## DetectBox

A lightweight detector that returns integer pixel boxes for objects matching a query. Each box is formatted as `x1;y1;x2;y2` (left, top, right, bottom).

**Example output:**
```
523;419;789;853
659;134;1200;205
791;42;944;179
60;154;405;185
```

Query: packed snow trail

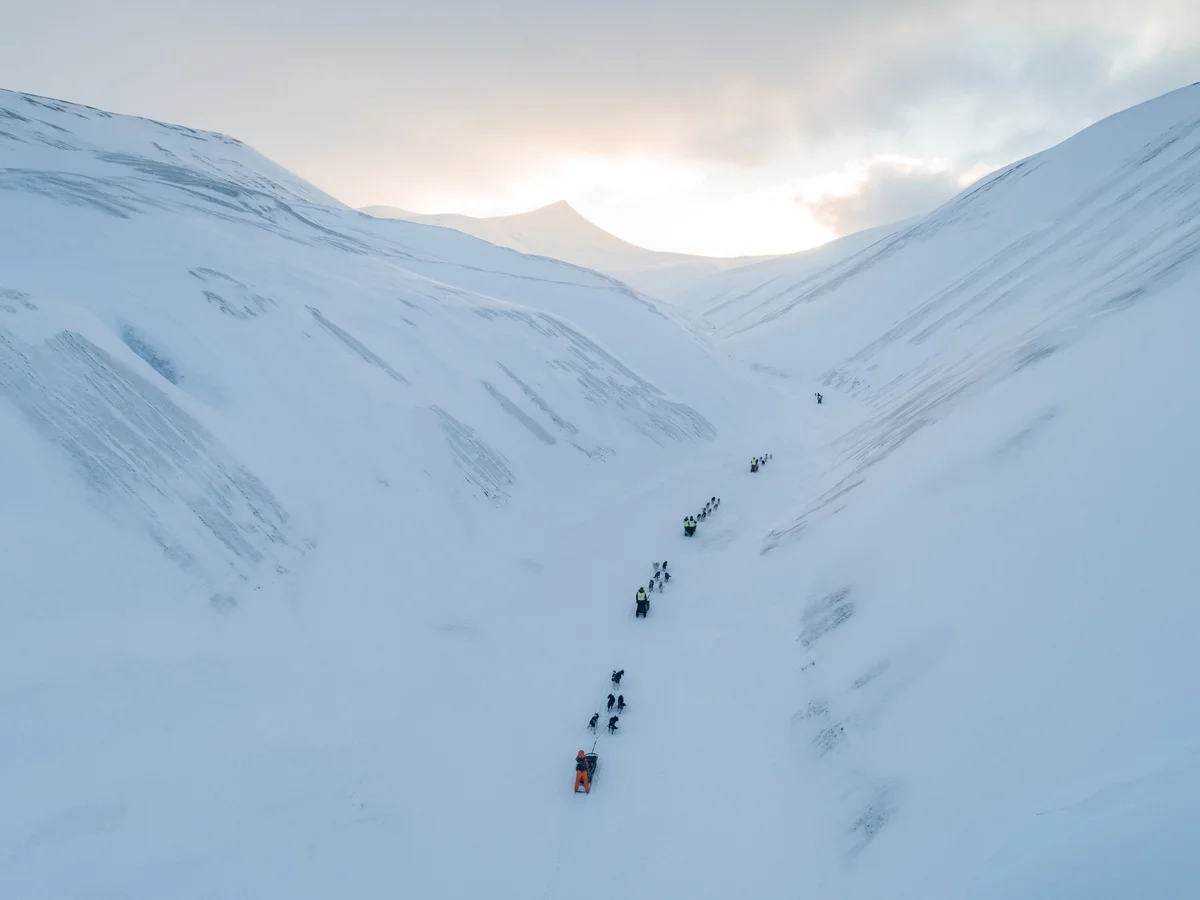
531;417;826;900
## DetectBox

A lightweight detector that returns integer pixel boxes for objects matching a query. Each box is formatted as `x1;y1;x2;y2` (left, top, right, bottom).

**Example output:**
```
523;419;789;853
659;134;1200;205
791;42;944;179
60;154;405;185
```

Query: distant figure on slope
751;457;759;472
574;750;592;793
815;392;823;404
637;586;647;606
636;594;649;618
684;517;696;536
617;695;626;713
608;715;619;734
588;712;600;731
612;669;624;687
607;693;616;712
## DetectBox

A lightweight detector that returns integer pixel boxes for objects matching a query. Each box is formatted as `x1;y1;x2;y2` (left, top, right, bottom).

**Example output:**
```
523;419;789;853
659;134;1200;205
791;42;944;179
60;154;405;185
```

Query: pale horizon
2;0;1198;256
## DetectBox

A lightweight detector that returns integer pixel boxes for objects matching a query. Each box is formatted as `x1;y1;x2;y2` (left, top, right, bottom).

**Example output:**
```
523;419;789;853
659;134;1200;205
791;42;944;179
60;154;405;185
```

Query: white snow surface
362;200;768;300
4;82;1200;900
683;219;909;328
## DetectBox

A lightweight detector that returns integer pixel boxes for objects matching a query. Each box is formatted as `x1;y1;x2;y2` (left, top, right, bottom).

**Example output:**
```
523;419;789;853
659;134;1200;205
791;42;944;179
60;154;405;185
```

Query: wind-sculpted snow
495;362;579;436
480;381;556;445
191;269;275;320
428;405;514;501
0;325;298;583
0;87;728;589
307;307;409;384
474;307;717;446
119;325;180;385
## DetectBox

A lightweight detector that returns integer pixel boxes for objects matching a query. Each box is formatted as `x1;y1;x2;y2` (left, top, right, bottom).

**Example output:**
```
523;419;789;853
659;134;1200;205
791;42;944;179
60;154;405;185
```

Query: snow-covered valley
3;82;1200;899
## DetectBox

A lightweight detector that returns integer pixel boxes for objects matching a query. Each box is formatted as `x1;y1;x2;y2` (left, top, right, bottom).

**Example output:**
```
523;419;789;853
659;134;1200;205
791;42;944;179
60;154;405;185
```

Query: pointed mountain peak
507;200;586;223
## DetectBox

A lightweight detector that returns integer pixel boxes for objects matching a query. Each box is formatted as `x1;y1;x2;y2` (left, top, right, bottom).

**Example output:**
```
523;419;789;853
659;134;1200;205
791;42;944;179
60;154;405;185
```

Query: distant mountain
361;200;768;299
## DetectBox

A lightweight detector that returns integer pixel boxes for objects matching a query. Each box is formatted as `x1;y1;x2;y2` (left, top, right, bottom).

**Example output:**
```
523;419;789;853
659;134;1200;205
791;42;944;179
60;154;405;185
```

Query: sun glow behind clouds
403;151;986;258
412;154;839;258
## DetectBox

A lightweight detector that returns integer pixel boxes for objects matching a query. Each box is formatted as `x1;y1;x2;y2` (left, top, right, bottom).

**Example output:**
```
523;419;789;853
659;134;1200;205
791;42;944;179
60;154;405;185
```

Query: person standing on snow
574;750;592;793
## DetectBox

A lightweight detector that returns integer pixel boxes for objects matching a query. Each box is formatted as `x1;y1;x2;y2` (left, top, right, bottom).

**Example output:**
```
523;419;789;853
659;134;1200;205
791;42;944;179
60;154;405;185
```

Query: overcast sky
2;0;1198;255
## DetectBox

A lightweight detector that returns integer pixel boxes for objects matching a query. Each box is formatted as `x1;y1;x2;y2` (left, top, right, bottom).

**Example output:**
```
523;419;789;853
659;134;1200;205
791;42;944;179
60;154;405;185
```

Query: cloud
802;158;970;235
2;0;1200;250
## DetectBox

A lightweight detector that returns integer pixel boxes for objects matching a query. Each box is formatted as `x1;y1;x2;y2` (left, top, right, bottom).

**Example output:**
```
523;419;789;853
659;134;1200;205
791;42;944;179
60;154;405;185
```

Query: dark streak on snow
496;362;579;435
475;308;715;447
798;587;856;649
850;661;890;690
120;326;180;385
995;407;1059;458
308;307;409;385
480;380;556;445
847;782;899;857
0;327;298;580
429;405;514;502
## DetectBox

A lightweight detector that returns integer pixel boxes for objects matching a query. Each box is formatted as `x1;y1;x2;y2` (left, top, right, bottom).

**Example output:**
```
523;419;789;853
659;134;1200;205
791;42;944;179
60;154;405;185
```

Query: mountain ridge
362;199;773;298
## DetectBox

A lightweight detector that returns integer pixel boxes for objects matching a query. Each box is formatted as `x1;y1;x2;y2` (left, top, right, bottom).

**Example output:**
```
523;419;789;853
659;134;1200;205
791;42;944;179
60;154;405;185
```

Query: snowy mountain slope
683;81;1200;897
720;83;1200;371
720;81;1200;536
5;81;1200;900
362;201;768;300
683;219;907;328
0;88;744;600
